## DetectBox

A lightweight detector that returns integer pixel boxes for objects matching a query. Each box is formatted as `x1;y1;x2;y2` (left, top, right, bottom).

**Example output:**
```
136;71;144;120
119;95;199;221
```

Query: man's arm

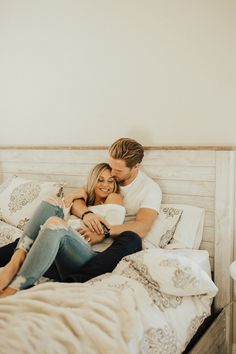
109;208;158;238
80;207;158;244
63;188;87;208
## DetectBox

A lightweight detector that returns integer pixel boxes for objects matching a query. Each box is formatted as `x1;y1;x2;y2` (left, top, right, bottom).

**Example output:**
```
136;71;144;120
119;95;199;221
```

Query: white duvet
0;249;218;354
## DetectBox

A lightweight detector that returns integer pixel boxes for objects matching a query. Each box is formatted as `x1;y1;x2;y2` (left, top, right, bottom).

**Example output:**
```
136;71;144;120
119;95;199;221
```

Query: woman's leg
0;198;64;291
17;198;64;252
4;216;96;293
0;248;26;292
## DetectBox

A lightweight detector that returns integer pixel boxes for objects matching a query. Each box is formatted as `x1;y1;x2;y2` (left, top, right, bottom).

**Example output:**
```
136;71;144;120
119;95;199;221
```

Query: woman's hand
82;213;110;234
79;227;104;245
64;187;88;208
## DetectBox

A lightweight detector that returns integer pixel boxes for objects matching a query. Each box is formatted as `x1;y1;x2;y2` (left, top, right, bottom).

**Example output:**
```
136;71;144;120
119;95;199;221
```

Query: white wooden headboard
0;145;235;349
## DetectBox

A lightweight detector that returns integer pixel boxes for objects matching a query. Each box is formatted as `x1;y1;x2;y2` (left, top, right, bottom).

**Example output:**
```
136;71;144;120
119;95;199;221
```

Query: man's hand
78;227;104;245
82;213;110;235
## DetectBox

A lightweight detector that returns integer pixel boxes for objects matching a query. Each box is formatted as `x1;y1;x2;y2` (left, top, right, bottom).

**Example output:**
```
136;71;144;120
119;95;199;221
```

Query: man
63;137;162;282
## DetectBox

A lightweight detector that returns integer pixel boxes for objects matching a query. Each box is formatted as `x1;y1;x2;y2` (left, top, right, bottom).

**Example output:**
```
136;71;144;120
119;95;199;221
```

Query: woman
0;163;125;297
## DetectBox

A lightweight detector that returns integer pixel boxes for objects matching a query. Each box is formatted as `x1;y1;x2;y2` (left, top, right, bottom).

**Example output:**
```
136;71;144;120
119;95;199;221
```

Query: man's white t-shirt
120;170;162;222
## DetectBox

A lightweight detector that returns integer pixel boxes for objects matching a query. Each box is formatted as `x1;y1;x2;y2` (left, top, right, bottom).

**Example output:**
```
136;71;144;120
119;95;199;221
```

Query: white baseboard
232;343;236;354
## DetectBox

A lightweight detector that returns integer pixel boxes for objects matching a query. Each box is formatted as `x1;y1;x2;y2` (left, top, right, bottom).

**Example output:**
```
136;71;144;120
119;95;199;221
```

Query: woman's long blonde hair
86;163;119;206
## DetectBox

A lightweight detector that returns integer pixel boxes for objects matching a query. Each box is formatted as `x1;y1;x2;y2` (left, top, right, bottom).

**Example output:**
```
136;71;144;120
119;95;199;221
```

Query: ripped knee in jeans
45;196;65;209
42;216;68;231
17;236;33;252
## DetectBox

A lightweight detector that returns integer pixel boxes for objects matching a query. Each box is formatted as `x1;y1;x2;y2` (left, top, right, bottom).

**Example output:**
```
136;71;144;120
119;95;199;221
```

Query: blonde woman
0;163;125;297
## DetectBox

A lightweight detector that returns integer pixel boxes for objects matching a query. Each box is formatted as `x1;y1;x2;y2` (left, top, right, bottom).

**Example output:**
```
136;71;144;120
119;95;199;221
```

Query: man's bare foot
0;249;26;291
0;287;17;298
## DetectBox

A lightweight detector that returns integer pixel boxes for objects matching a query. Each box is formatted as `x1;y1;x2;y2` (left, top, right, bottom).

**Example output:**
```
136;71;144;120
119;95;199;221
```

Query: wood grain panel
156;179;215;197
0;148;216;165
199;241;214;257
162;194;215;211
143;150;216;166
143;166;215;181
189;310;226;354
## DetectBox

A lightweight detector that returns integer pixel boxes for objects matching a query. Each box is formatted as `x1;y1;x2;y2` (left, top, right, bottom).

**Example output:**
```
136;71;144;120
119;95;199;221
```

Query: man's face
109;157;138;186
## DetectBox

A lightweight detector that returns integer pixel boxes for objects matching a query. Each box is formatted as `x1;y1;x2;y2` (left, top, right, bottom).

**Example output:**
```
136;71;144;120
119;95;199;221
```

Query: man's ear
134;163;140;170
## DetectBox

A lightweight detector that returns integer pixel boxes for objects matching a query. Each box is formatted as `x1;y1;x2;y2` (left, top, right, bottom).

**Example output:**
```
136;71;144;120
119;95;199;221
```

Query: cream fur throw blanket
0;280;140;354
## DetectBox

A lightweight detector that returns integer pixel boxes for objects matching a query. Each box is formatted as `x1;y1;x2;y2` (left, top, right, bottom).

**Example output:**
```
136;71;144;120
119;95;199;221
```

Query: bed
0;145;235;354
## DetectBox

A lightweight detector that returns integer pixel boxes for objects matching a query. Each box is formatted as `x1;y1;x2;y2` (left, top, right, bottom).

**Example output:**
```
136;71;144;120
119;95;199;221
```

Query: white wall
0;0;235;146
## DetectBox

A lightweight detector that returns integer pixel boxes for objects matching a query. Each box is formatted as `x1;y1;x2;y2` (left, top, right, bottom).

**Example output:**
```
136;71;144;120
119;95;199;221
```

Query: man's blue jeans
10;201;95;290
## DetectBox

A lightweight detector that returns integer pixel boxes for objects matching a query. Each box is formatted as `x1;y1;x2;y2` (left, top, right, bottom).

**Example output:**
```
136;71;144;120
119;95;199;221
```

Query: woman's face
94;169;116;200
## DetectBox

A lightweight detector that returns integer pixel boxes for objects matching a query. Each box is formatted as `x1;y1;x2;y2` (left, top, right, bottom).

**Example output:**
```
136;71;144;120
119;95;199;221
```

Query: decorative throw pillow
0;176;61;230
142;206;183;249
163;204;205;249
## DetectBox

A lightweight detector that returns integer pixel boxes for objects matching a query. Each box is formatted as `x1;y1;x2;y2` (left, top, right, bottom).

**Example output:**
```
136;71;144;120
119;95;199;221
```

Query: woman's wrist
81;210;94;220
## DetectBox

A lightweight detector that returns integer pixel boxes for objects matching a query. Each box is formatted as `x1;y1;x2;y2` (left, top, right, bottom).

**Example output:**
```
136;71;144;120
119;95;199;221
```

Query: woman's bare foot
0;249;26;291
0;287;17;298
0;263;19;291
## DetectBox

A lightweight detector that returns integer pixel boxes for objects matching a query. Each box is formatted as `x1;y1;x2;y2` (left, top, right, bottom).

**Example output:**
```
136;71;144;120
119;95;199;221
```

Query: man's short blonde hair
109;138;144;168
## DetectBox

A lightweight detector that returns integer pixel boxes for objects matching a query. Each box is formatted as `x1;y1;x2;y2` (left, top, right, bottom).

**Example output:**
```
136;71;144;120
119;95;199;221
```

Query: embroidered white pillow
0;176;61;230
142;206;183;249
163;204;205;249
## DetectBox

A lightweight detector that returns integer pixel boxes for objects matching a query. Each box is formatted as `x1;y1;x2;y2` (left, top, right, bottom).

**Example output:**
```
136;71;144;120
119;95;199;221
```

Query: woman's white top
66;204;126;252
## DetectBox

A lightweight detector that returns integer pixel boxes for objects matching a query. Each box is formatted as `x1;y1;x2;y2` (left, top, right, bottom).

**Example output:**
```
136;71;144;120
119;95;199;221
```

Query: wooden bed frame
0;145;235;353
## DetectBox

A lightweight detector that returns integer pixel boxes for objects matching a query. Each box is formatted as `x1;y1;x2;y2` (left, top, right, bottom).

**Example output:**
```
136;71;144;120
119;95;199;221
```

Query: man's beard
114;176;125;185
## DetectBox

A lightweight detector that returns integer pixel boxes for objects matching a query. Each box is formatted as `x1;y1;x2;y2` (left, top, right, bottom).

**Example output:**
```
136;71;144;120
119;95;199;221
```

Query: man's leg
63;231;142;283
16;199;64;252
